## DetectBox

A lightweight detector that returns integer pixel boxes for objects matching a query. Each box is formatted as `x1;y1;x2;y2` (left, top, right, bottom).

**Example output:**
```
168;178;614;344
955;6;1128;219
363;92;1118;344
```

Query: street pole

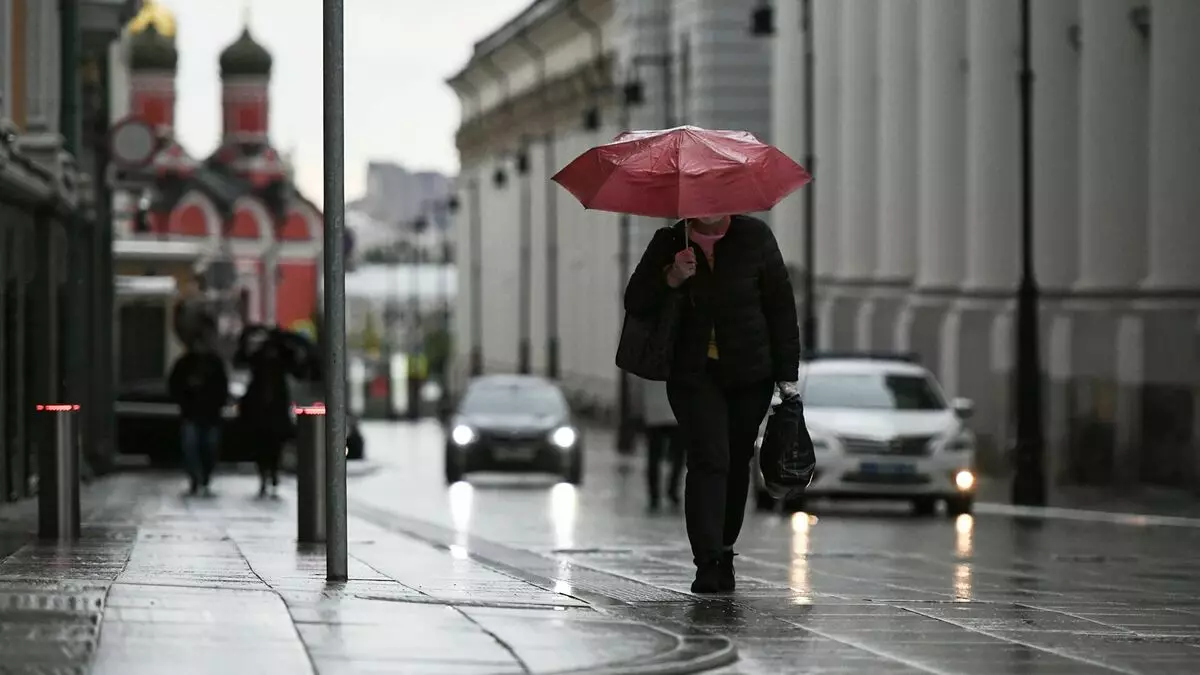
1011;0;1046;506
517;145;532;374
545;132;560;378
615;83;634;455
800;0;817;355
322;0;349;581
469;178;483;375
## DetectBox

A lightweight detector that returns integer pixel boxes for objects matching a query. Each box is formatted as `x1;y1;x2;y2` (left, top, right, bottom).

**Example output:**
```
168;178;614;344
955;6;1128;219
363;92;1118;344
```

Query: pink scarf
688;220;729;264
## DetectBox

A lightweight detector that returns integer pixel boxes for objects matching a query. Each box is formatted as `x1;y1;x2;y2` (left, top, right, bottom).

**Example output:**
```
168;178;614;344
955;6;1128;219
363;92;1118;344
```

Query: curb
976;501;1200;528
351;501;738;675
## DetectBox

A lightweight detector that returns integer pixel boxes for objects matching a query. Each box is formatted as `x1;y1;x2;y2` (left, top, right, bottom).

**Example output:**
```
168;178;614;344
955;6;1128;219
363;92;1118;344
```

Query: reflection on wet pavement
353;421;1200;674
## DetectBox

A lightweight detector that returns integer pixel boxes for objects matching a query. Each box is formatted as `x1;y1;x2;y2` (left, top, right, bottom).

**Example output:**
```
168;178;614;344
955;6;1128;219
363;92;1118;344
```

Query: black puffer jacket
624;216;800;386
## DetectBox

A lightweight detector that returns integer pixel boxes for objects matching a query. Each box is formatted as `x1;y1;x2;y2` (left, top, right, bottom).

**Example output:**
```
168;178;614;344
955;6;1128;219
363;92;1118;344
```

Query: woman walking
624;214;801;593
236;330;296;498
641;379;684;510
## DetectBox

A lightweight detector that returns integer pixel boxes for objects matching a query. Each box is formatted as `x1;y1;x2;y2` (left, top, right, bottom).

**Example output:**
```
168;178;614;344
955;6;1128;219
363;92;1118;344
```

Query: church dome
128;23;178;71
220;28;273;78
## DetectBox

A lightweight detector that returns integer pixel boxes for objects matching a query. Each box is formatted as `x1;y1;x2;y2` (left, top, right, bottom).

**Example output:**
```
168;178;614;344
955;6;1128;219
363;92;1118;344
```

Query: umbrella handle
683;220;689;251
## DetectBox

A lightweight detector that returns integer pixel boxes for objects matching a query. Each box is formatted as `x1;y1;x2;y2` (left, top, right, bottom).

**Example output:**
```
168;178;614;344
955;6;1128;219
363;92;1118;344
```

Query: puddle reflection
449;481;473;554
789;512;817;604
955;514;974;558
954;514;974;600
550;483;577;550
554;557;573;595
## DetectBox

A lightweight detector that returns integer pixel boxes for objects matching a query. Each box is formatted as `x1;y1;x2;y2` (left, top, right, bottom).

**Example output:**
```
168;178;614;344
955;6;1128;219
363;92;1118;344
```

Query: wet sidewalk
0;473;732;675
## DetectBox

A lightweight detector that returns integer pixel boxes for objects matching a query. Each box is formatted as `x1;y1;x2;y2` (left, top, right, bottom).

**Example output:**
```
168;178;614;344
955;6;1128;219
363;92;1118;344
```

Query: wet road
351;421;1200;674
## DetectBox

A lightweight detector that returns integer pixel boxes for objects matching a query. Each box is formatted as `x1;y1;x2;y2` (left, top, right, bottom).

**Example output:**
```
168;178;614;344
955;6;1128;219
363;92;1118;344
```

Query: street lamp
1011;0;1046;506
750;1;818;354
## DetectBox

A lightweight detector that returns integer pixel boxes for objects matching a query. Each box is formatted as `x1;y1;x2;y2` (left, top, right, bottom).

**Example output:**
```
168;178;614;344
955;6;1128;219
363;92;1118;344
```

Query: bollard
295;403;327;543
36;404;80;541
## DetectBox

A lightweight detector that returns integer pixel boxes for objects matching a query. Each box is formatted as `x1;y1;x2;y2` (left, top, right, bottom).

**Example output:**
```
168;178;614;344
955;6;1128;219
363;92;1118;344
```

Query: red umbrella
551;125;811;220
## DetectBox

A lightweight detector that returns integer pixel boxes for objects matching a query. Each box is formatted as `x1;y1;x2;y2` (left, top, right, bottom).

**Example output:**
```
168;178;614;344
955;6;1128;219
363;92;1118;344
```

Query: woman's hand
666;248;697;288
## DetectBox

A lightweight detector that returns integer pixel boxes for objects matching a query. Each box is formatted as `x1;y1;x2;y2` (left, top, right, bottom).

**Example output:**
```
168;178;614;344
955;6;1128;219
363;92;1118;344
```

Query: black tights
256;442;283;492
667;366;773;562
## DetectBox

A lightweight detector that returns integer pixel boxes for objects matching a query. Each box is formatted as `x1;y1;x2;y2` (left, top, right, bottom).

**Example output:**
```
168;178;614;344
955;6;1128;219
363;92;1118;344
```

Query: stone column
1032;0;1081;485
895;0;966;377
813;0;846;350
1077;0;1149;293
872;0;918;350
1139;0;1200;488
1073;0;1151;484
945;0;1020;455
838;0;879;350
1143;0;1200;294
770;0;806;268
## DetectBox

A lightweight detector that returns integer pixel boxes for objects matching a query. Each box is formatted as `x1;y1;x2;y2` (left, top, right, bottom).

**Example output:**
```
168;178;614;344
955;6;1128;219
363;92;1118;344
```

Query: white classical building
448;0;770;412
770;0;1200;488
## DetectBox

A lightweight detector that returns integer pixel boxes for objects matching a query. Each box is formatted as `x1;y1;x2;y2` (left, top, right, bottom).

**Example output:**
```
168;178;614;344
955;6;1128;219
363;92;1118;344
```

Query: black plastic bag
759;394;817;501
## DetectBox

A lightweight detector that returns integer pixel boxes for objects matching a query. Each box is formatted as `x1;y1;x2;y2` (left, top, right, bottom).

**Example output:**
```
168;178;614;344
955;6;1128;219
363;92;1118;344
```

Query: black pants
645;425;684;503
668;364;773;562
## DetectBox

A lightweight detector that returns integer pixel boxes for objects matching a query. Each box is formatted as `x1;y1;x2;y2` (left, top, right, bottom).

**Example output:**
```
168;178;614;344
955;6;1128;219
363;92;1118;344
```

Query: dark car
444;375;583;485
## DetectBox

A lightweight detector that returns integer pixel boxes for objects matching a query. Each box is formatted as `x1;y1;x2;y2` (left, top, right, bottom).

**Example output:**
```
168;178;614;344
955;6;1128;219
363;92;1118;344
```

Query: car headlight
550;426;577;449
451;424;476;446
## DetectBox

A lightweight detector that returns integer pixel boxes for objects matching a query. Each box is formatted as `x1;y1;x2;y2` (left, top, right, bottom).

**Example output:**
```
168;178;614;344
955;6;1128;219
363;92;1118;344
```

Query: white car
753;355;977;516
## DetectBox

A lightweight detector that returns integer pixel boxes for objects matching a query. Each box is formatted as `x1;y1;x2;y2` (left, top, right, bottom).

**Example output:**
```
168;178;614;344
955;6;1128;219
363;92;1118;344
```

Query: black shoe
691;559;722;594
718;550;736;592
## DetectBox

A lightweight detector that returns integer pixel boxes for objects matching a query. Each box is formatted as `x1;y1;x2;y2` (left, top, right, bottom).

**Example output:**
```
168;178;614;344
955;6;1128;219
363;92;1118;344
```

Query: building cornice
455;54;613;162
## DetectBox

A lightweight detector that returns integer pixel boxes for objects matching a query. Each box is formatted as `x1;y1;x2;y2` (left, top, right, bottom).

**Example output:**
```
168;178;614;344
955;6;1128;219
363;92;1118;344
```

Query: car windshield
461;383;568;417
802;372;946;410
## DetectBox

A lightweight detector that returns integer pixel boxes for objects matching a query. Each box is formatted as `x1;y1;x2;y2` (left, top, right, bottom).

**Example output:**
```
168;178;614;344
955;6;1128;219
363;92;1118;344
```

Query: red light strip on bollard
36;404;81;412
294;401;327;416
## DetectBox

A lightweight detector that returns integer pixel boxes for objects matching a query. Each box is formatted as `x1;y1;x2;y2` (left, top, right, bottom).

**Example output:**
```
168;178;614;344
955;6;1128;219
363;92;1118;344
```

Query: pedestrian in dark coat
236;332;296;498
641;379;684;510
624;214;801;594
168;329;229;495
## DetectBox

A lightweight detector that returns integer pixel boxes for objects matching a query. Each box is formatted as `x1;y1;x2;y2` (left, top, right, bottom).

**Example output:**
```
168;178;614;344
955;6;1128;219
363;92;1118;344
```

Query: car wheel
563;451;584;485
912;497;937;516
444;452;463;485
754;488;776;512
946;496;974;517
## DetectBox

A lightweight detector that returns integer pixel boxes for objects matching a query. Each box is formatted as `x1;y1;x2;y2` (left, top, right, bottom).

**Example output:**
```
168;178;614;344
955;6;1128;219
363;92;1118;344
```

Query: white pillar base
941;298;1009;469
1129;303;1200;489
817;285;860;351
854;287;907;352
1046;308;1075;486
895;293;950;378
1058;302;1121;485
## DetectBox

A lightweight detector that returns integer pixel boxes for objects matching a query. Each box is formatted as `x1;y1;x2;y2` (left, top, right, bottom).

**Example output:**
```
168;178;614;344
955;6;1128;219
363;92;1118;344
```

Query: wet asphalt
350;421;1200;674
1;419;1199;674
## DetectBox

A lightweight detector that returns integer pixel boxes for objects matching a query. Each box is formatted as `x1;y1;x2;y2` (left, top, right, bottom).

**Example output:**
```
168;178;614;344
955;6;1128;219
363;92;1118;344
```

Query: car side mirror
952;397;974;420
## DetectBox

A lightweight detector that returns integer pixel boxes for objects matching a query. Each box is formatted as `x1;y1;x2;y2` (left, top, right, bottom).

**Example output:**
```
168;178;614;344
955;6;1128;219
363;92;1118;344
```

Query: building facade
1;0;137;498
109;1;323;343
448;0;770;412
768;0;1200;489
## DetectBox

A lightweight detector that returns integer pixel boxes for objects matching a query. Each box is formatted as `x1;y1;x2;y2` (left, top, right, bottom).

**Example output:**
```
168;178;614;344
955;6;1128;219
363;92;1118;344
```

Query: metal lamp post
322;0;349;582
751;0;818;354
1011;0;1046;506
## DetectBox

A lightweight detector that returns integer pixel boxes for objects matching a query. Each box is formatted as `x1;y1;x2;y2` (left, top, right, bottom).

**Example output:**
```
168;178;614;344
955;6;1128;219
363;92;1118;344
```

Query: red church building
111;6;322;340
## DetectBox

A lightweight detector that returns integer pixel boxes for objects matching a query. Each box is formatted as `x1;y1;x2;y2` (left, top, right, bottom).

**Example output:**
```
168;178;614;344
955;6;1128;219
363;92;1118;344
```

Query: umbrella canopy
551;125;811;220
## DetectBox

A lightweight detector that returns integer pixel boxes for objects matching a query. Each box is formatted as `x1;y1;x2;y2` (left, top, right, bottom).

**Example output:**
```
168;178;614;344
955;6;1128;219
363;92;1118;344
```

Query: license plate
860;462;915;475
493;445;536;462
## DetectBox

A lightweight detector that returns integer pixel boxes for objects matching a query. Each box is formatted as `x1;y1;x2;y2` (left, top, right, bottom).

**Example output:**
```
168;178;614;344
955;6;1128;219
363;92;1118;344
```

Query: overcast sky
160;0;530;207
